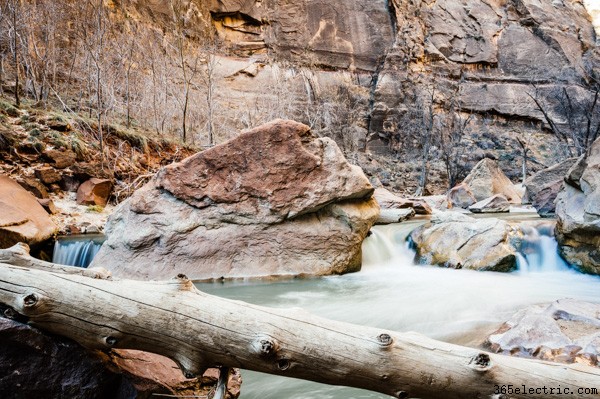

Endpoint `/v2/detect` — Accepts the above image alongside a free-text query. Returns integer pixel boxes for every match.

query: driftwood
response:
[0,257,599,399]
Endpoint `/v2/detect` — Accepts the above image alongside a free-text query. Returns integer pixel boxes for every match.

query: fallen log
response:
[0,262,599,399]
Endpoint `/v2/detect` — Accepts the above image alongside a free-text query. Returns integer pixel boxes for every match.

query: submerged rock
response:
[410,212,519,272]
[462,158,522,203]
[486,299,600,367]
[92,120,379,280]
[555,139,600,275]
[0,175,57,249]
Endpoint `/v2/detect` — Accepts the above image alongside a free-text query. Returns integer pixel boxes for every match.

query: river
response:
[198,220,600,399]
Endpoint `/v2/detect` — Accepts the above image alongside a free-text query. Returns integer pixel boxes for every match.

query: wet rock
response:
[486,299,600,367]
[0,318,240,399]
[447,183,476,209]
[34,166,61,185]
[532,180,563,218]
[468,194,510,213]
[76,178,112,207]
[374,188,432,215]
[92,120,379,280]
[462,158,522,203]
[410,211,519,271]
[0,175,57,248]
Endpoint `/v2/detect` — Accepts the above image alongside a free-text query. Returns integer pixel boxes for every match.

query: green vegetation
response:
[86,205,104,213]
[0,100,19,117]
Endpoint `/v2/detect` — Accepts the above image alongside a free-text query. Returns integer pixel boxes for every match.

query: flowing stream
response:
[198,220,600,399]
[52,235,104,268]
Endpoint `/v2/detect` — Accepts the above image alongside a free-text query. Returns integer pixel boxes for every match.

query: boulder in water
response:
[468,194,510,213]
[486,299,600,367]
[555,139,600,275]
[410,212,519,271]
[92,120,379,280]
[375,208,415,225]
[373,188,432,214]
[462,158,522,203]
[0,175,57,249]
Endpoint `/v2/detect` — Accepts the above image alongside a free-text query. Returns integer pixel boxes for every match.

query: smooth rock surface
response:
[468,194,510,213]
[462,158,522,203]
[92,120,379,280]
[410,211,519,272]
[486,299,600,367]
[555,139,600,274]
[0,175,57,248]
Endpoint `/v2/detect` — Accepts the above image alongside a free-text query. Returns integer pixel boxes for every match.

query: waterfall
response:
[52,236,104,268]
[516,224,570,273]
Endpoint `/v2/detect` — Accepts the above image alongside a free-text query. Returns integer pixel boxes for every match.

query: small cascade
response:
[52,236,104,268]
[517,224,570,273]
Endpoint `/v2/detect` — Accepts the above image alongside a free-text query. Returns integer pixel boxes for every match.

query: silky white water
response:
[52,235,104,268]
[198,221,600,399]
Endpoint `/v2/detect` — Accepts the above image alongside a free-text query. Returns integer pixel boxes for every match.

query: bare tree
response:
[528,73,600,158]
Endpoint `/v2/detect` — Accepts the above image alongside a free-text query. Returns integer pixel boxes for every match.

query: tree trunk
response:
[0,256,599,399]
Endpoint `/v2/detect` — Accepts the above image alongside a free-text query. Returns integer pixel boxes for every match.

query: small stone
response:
[36,198,57,215]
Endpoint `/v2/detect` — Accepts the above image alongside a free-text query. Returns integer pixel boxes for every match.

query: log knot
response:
[105,336,118,347]
[377,333,394,347]
[23,294,38,308]
[469,352,492,372]
[396,391,409,399]
[251,335,280,357]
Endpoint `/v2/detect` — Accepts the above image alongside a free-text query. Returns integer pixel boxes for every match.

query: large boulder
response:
[555,140,600,274]
[462,158,522,203]
[410,212,519,272]
[0,318,240,398]
[92,120,379,280]
[486,299,600,367]
[0,175,57,248]
[523,158,577,216]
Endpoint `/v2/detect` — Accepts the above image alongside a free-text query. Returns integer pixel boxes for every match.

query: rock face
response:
[468,194,510,213]
[0,318,240,398]
[410,212,519,272]
[487,299,600,367]
[461,159,522,203]
[92,120,379,280]
[555,139,600,274]
[523,158,577,216]
[0,175,57,249]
